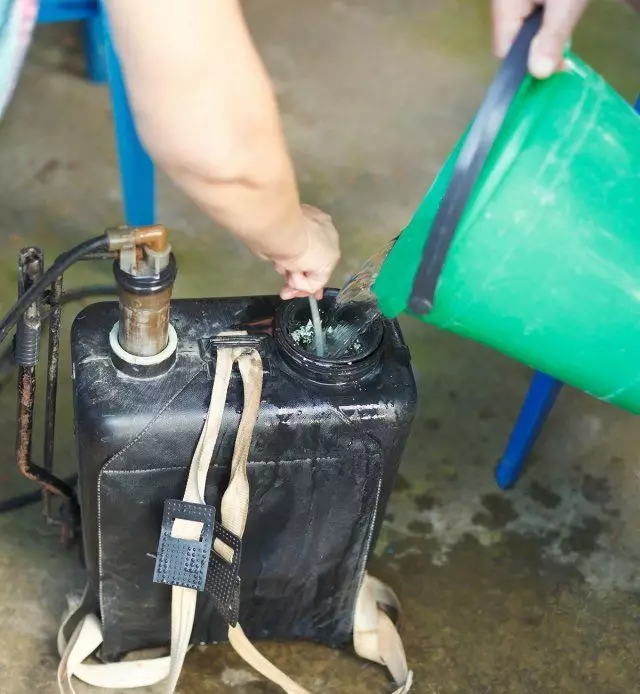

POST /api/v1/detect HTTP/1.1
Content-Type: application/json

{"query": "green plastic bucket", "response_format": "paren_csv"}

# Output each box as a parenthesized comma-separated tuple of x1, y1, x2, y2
(374, 49, 640, 413)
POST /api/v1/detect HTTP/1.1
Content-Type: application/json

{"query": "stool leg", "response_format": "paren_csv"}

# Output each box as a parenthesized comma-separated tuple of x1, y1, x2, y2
(101, 10, 155, 226)
(495, 94, 638, 491)
(82, 15, 108, 84)
(495, 372, 563, 490)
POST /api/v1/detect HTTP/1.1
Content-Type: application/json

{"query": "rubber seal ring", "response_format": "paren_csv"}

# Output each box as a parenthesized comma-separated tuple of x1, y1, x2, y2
(109, 322, 178, 366)
(409, 7, 543, 315)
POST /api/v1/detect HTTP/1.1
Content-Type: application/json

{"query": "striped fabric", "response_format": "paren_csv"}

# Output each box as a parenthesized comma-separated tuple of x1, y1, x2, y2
(0, 0, 39, 118)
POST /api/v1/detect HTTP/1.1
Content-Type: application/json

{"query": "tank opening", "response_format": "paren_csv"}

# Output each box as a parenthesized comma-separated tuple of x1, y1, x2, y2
(279, 290, 383, 365)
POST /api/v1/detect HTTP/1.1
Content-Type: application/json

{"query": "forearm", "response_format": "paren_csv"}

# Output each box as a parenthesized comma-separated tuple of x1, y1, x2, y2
(160, 144, 304, 261)
(102, 0, 306, 260)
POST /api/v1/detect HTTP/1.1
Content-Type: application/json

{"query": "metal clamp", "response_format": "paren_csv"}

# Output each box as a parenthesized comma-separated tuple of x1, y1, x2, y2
(198, 332, 269, 379)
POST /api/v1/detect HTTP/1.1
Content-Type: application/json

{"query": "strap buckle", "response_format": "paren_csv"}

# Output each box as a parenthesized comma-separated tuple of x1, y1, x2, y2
(153, 499, 216, 591)
(205, 522, 243, 627)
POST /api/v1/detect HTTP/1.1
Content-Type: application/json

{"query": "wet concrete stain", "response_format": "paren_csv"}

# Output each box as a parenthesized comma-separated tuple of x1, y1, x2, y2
(478, 405, 496, 421)
(561, 517, 605, 556)
(473, 493, 519, 529)
(529, 481, 562, 509)
(407, 519, 432, 535)
(537, 530, 561, 548)
(393, 473, 412, 492)
(363, 532, 640, 694)
(414, 492, 438, 511)
(582, 474, 611, 505)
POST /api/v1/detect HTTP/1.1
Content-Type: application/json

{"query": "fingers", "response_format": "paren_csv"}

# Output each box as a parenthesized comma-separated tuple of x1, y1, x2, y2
(492, 0, 588, 79)
(280, 287, 308, 300)
(528, 0, 588, 78)
(491, 0, 536, 58)
(280, 284, 322, 300)
(273, 203, 340, 301)
(280, 287, 324, 300)
(279, 270, 330, 301)
(288, 271, 316, 294)
(280, 272, 318, 300)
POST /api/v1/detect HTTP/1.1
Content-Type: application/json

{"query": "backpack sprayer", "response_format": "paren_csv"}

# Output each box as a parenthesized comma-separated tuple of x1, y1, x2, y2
(5, 7, 636, 691)
(0, 221, 418, 693)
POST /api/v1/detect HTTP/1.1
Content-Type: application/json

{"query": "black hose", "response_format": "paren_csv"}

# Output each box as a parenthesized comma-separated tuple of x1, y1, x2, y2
(0, 235, 108, 347)
(0, 474, 78, 513)
(60, 284, 116, 304)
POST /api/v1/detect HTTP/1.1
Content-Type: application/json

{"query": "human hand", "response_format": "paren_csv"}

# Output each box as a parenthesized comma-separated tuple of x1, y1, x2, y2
(491, 0, 589, 79)
(271, 204, 340, 301)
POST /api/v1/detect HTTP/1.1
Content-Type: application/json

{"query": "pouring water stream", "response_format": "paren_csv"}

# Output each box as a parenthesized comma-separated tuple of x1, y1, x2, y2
(308, 296, 325, 357)
(304, 239, 395, 358)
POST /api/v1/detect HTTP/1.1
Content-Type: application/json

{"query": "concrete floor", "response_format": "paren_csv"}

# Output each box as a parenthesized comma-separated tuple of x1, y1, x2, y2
(1, 1, 639, 692)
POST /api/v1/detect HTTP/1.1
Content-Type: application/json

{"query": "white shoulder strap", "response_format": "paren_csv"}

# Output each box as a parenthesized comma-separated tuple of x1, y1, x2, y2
(58, 337, 413, 694)
(57, 588, 171, 692)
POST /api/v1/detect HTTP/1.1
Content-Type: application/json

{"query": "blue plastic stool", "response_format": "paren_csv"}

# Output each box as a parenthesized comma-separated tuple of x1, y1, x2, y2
(37, 0, 155, 226)
(495, 91, 640, 490)
(495, 372, 563, 489)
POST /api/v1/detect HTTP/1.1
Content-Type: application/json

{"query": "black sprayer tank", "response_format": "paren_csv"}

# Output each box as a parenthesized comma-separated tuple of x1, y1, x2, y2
(71, 290, 417, 661)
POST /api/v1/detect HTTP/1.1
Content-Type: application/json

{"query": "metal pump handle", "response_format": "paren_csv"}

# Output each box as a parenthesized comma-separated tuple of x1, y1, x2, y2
(408, 7, 544, 315)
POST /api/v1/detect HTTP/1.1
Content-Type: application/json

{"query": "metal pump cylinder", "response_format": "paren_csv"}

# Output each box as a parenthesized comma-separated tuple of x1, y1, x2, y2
(115, 260, 176, 357)
(118, 287, 172, 357)
(109, 225, 177, 360)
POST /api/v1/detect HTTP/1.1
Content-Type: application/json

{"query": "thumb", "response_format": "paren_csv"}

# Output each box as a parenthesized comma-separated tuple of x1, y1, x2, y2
(528, 0, 588, 79)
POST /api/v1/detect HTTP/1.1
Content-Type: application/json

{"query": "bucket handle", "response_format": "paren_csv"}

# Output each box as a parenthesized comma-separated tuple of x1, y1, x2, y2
(408, 7, 544, 316)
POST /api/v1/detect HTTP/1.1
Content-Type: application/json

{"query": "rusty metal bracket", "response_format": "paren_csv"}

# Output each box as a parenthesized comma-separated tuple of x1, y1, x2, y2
(14, 248, 80, 545)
